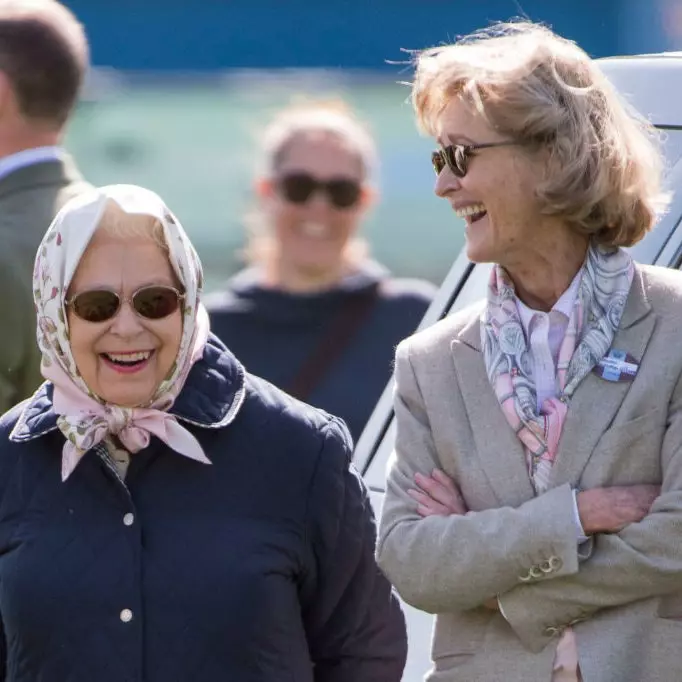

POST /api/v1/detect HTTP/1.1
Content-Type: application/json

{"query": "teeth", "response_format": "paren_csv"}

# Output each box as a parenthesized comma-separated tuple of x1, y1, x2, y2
(454, 203, 486, 218)
(105, 351, 152, 363)
(299, 222, 331, 238)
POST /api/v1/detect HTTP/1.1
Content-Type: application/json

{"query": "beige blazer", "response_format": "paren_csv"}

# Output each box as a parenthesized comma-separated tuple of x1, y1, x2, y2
(376, 263, 682, 682)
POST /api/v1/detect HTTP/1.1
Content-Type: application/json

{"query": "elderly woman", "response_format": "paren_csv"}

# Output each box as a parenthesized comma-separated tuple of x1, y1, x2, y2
(206, 99, 435, 443)
(376, 22, 682, 682)
(0, 184, 407, 682)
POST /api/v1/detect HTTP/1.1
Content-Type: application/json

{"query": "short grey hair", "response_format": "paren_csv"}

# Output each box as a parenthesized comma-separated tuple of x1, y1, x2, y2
(96, 199, 168, 252)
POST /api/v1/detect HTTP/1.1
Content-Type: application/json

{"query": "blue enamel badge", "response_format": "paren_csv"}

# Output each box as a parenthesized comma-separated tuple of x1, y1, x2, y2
(593, 349, 639, 382)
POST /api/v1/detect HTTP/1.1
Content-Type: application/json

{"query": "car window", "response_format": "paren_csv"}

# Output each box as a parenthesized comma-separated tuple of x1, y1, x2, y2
(660, 128, 682, 168)
(628, 132, 682, 264)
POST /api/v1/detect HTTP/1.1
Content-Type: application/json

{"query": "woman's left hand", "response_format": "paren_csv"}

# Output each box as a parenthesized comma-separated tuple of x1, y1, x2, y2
(409, 469, 468, 517)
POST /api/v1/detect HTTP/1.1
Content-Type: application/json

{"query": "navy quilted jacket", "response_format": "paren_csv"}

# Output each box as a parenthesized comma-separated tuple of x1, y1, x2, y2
(0, 335, 407, 682)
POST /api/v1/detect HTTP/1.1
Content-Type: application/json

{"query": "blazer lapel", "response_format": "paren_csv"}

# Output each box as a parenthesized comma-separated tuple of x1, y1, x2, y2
(550, 267, 655, 487)
(450, 313, 536, 506)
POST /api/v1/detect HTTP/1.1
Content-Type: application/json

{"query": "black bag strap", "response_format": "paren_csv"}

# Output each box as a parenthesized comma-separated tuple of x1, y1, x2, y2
(287, 284, 381, 402)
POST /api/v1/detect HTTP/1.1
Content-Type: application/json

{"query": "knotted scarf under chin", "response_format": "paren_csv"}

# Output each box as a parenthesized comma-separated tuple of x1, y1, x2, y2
(50, 361, 210, 481)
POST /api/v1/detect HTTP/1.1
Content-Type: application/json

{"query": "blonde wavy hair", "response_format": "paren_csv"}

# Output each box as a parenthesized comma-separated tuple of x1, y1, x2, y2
(412, 21, 671, 247)
(261, 98, 377, 179)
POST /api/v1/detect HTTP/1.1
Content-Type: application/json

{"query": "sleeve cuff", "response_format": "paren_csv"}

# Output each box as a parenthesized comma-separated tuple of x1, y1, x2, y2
(572, 488, 589, 544)
(497, 596, 509, 622)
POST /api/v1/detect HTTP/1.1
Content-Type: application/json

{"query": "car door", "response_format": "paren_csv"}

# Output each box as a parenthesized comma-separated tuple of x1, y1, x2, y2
(354, 55, 682, 681)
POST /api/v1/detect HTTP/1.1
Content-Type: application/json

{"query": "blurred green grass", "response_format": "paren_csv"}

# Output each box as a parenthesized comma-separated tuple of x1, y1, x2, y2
(65, 70, 464, 292)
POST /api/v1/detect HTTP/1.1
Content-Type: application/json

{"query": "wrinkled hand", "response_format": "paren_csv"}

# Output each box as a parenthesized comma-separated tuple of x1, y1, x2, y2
(577, 484, 660, 534)
(408, 469, 467, 517)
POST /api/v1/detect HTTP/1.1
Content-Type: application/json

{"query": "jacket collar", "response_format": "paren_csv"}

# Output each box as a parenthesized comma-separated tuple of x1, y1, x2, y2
(457, 263, 651, 353)
(10, 334, 246, 443)
(0, 153, 85, 200)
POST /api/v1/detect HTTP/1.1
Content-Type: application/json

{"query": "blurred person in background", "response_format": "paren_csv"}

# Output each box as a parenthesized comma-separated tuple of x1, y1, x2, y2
(206, 100, 436, 444)
(377, 21, 682, 682)
(0, 0, 90, 413)
(0, 183, 407, 682)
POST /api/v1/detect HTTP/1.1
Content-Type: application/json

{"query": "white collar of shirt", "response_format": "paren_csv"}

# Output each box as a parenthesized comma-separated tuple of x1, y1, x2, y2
(0, 146, 64, 183)
(516, 267, 582, 333)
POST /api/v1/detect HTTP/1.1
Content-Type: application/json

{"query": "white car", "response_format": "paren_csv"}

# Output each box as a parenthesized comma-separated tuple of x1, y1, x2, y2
(353, 52, 682, 681)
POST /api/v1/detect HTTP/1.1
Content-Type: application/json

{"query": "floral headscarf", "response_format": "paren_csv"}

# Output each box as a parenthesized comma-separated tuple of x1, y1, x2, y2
(32, 184, 211, 480)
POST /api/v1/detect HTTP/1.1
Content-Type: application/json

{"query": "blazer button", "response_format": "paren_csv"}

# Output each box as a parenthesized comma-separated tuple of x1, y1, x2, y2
(549, 556, 563, 571)
(120, 608, 133, 623)
(529, 566, 544, 579)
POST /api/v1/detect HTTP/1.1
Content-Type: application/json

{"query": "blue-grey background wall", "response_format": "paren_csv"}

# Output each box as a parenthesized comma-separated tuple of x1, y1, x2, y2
(63, 0, 626, 70)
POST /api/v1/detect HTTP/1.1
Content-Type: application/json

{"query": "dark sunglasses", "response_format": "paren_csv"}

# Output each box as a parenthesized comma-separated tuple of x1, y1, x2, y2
(431, 141, 517, 178)
(278, 173, 362, 209)
(66, 285, 184, 323)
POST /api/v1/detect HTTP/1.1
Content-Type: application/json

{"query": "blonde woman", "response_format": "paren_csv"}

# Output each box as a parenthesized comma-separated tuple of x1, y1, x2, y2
(0, 184, 407, 681)
(376, 22, 682, 682)
(206, 100, 435, 442)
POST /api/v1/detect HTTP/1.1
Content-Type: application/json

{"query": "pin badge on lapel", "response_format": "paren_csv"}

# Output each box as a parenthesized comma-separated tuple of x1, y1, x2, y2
(593, 349, 639, 382)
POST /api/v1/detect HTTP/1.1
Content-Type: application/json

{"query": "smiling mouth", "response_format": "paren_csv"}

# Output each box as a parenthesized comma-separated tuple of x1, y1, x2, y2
(454, 203, 488, 224)
(101, 350, 154, 372)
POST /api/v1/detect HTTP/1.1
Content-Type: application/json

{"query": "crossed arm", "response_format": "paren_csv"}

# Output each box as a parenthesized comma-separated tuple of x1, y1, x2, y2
(376, 343, 679, 652)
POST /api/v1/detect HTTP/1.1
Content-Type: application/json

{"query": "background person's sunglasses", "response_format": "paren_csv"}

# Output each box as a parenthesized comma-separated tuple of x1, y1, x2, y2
(278, 172, 362, 209)
(66, 285, 185, 323)
(431, 141, 517, 178)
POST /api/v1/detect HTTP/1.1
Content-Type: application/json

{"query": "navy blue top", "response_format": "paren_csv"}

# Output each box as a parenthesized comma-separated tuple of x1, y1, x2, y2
(0, 335, 407, 682)
(206, 262, 436, 443)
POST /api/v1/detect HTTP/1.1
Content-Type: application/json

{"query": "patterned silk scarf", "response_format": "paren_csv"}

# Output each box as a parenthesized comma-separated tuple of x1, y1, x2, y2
(30, 184, 211, 481)
(481, 244, 634, 492)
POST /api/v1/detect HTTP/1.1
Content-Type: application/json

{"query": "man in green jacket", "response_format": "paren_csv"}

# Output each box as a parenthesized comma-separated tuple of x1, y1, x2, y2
(0, 0, 91, 412)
